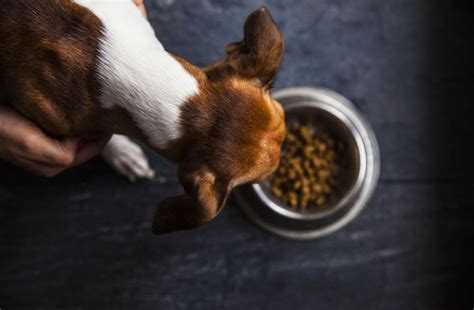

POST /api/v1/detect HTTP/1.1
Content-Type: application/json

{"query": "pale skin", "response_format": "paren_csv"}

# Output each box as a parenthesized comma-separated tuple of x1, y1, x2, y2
(0, 0, 148, 177)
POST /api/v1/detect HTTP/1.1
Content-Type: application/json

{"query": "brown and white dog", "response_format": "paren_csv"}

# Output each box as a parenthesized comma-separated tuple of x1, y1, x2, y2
(0, 0, 285, 234)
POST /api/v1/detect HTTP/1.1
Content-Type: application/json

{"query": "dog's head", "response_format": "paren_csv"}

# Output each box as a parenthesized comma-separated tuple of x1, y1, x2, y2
(153, 7, 285, 234)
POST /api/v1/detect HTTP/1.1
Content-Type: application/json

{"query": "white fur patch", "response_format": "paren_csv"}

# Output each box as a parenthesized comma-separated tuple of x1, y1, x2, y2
(75, 0, 199, 147)
(102, 134, 155, 182)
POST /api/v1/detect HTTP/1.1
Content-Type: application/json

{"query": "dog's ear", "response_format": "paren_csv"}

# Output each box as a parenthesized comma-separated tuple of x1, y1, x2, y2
(152, 163, 232, 234)
(224, 6, 284, 88)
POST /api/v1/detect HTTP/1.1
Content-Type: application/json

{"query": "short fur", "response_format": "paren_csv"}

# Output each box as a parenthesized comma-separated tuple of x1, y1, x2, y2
(0, 0, 104, 136)
(76, 0, 199, 147)
(0, 1, 285, 234)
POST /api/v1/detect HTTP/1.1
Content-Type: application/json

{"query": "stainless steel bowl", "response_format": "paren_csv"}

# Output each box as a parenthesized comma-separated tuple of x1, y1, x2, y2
(233, 87, 380, 239)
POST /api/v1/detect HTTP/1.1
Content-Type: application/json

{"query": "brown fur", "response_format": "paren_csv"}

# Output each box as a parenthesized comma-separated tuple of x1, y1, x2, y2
(0, 2, 285, 234)
(153, 7, 286, 233)
(0, 0, 109, 137)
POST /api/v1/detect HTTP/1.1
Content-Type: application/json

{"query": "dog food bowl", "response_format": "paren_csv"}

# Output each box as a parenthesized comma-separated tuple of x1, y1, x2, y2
(233, 87, 380, 239)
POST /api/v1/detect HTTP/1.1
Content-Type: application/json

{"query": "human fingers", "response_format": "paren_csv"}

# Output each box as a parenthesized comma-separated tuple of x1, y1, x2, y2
(72, 135, 111, 167)
(11, 154, 68, 177)
(16, 135, 80, 167)
(0, 105, 79, 166)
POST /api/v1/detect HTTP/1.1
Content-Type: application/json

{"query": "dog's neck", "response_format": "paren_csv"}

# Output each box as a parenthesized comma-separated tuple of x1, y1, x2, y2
(76, 0, 199, 148)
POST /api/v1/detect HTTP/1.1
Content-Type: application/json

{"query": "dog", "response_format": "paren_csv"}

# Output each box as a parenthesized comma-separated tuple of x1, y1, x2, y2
(0, 0, 286, 234)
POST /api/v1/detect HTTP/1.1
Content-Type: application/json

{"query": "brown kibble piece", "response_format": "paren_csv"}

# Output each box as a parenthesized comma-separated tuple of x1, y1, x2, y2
(313, 184, 323, 194)
(318, 169, 331, 180)
(303, 145, 315, 156)
(294, 180, 302, 190)
(272, 186, 283, 198)
(289, 192, 298, 209)
(316, 196, 326, 206)
(299, 126, 311, 143)
(322, 183, 331, 194)
(317, 143, 327, 153)
(287, 133, 297, 142)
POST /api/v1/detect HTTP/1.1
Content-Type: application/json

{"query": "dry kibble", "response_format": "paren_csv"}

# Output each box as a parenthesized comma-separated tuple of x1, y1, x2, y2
(303, 160, 312, 171)
(272, 186, 283, 198)
(302, 181, 310, 193)
(299, 127, 312, 143)
(288, 192, 298, 209)
(294, 180, 302, 190)
(269, 120, 345, 211)
(317, 142, 327, 153)
(313, 157, 324, 168)
(327, 150, 336, 161)
(318, 169, 331, 180)
(287, 133, 297, 142)
(303, 145, 315, 156)
(322, 183, 331, 194)
(316, 195, 326, 206)
(300, 197, 309, 210)
(313, 184, 323, 194)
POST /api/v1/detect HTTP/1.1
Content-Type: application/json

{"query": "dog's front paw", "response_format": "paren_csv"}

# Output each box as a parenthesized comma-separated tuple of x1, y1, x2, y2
(102, 135, 155, 182)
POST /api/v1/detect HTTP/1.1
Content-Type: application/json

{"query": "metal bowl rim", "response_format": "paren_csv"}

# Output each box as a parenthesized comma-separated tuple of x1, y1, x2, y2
(252, 100, 367, 220)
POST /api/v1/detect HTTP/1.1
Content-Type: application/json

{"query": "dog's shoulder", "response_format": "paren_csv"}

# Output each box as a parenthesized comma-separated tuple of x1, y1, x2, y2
(0, 0, 104, 136)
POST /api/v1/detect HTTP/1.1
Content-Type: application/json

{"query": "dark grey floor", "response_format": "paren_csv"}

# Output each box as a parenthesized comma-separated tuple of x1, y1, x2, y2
(1, 0, 473, 309)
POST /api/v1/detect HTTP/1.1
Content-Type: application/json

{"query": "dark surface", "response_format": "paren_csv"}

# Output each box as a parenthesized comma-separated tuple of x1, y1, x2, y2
(1, 0, 473, 309)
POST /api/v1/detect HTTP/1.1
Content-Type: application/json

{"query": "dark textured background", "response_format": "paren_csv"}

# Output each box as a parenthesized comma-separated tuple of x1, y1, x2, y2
(1, 0, 473, 309)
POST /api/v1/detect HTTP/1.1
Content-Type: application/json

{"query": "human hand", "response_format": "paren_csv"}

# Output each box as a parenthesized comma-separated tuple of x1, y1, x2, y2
(0, 105, 110, 177)
(0, 1, 146, 177)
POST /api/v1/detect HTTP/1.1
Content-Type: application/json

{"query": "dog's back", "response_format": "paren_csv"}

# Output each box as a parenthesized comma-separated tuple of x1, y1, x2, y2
(0, 0, 103, 136)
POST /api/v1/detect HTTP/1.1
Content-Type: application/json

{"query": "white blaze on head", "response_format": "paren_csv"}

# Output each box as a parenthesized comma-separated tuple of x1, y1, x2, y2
(75, 0, 199, 148)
